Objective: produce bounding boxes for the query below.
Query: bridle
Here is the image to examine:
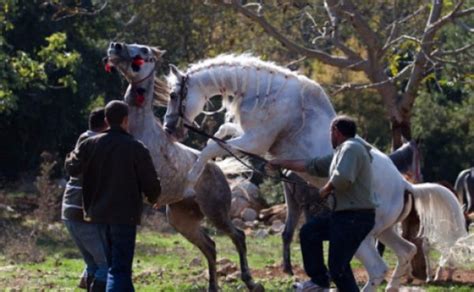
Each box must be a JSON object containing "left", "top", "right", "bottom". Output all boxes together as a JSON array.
[{"left": 177, "top": 74, "right": 189, "bottom": 119}]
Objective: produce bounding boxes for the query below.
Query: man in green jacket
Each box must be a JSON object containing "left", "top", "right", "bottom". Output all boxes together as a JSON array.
[{"left": 270, "top": 115, "right": 376, "bottom": 292}]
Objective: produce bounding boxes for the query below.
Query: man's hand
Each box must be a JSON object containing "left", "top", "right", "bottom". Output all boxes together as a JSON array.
[{"left": 319, "top": 182, "right": 334, "bottom": 199}]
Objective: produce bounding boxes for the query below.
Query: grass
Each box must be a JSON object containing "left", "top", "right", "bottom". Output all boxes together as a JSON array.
[{"left": 0, "top": 221, "right": 473, "bottom": 291}]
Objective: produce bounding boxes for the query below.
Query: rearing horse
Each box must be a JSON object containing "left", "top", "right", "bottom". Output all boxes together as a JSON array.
[
  {"left": 105, "top": 45, "right": 263, "bottom": 292},
  {"left": 163, "top": 54, "right": 467, "bottom": 292}
]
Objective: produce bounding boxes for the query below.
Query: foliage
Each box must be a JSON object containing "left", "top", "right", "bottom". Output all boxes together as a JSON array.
[
  {"left": 0, "top": 1, "right": 472, "bottom": 184},
  {"left": 259, "top": 178, "right": 285, "bottom": 205}
]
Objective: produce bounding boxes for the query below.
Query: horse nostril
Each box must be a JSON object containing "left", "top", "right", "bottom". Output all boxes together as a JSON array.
[{"left": 115, "top": 43, "right": 122, "bottom": 51}]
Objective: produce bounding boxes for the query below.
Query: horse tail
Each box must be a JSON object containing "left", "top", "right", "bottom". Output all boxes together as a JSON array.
[
  {"left": 407, "top": 182, "right": 468, "bottom": 252},
  {"left": 454, "top": 169, "right": 471, "bottom": 212}
]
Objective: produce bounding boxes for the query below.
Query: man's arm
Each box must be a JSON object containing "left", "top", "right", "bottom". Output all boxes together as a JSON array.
[
  {"left": 268, "top": 159, "right": 308, "bottom": 172},
  {"left": 329, "top": 146, "right": 358, "bottom": 192},
  {"left": 65, "top": 141, "right": 88, "bottom": 177},
  {"left": 135, "top": 142, "right": 161, "bottom": 204},
  {"left": 269, "top": 154, "right": 333, "bottom": 177}
]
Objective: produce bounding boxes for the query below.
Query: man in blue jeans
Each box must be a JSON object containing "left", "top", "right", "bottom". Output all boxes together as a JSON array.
[
  {"left": 65, "top": 100, "right": 161, "bottom": 291},
  {"left": 62, "top": 108, "right": 108, "bottom": 290},
  {"left": 270, "top": 115, "right": 376, "bottom": 292}
]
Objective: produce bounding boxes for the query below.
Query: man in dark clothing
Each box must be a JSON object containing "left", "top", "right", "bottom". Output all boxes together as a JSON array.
[
  {"left": 65, "top": 100, "right": 161, "bottom": 292},
  {"left": 62, "top": 108, "right": 108, "bottom": 290}
]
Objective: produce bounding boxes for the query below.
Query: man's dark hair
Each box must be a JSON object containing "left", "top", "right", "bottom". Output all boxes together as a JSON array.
[
  {"left": 105, "top": 100, "right": 129, "bottom": 126},
  {"left": 88, "top": 108, "right": 106, "bottom": 131},
  {"left": 331, "top": 115, "right": 357, "bottom": 138}
]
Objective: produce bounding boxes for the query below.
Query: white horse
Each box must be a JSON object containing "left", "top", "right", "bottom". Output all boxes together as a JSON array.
[
  {"left": 105, "top": 45, "right": 263, "bottom": 292},
  {"left": 163, "top": 54, "right": 468, "bottom": 291}
]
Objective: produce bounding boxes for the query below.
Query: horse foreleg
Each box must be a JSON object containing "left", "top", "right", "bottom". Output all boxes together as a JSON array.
[
  {"left": 184, "top": 142, "right": 230, "bottom": 198},
  {"left": 207, "top": 122, "right": 243, "bottom": 145}
]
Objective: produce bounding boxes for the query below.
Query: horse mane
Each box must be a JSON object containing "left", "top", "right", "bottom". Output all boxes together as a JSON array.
[
  {"left": 180, "top": 54, "right": 332, "bottom": 124},
  {"left": 186, "top": 53, "right": 297, "bottom": 78},
  {"left": 153, "top": 77, "right": 170, "bottom": 107},
  {"left": 145, "top": 47, "right": 169, "bottom": 107}
]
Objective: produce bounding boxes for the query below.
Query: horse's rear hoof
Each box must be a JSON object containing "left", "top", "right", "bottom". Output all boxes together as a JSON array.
[{"left": 282, "top": 265, "right": 294, "bottom": 276}]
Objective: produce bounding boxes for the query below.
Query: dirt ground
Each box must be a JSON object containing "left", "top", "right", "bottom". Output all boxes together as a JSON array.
[{"left": 252, "top": 264, "right": 474, "bottom": 287}]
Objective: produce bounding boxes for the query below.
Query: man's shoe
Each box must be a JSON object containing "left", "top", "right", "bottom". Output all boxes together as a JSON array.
[{"left": 294, "top": 280, "right": 330, "bottom": 292}]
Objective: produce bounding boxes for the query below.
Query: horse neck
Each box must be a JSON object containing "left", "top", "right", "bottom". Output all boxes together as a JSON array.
[{"left": 126, "top": 77, "right": 196, "bottom": 178}]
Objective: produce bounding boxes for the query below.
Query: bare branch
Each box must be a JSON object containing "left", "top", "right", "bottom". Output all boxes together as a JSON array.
[
  {"left": 433, "top": 43, "right": 474, "bottom": 57},
  {"left": 326, "top": 63, "right": 413, "bottom": 95},
  {"left": 455, "top": 19, "right": 474, "bottom": 33},
  {"left": 325, "top": 0, "right": 382, "bottom": 56},
  {"left": 221, "top": 0, "right": 368, "bottom": 71},
  {"left": 51, "top": 1, "right": 108, "bottom": 22},
  {"left": 426, "top": 1, "right": 473, "bottom": 35},
  {"left": 403, "top": 0, "right": 444, "bottom": 108},
  {"left": 383, "top": 6, "right": 428, "bottom": 51}
]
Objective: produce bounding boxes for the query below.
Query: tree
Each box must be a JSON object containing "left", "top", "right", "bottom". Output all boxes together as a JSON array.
[{"left": 214, "top": 0, "right": 473, "bottom": 150}]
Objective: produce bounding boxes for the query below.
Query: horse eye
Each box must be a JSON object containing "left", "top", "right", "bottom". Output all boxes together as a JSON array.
[
  {"left": 141, "top": 48, "right": 149, "bottom": 54},
  {"left": 170, "top": 92, "right": 177, "bottom": 100}
]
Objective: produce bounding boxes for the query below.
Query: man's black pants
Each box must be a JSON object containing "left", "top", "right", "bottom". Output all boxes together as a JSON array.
[{"left": 300, "top": 210, "right": 375, "bottom": 291}]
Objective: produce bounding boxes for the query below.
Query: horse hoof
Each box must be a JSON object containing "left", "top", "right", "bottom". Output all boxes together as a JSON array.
[
  {"left": 282, "top": 266, "right": 294, "bottom": 276},
  {"left": 251, "top": 283, "right": 265, "bottom": 292}
]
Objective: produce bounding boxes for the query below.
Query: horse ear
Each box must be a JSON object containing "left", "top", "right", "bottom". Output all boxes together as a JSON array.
[
  {"left": 169, "top": 64, "right": 183, "bottom": 77},
  {"left": 151, "top": 47, "right": 166, "bottom": 58}
]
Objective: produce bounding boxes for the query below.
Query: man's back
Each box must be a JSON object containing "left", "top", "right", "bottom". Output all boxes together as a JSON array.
[{"left": 66, "top": 126, "right": 160, "bottom": 225}]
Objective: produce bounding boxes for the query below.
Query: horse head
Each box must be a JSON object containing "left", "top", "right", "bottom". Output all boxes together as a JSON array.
[
  {"left": 105, "top": 42, "right": 166, "bottom": 108},
  {"left": 164, "top": 64, "right": 207, "bottom": 141}
]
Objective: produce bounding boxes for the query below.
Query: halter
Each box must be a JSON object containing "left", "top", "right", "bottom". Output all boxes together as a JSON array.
[
  {"left": 177, "top": 74, "right": 189, "bottom": 118},
  {"left": 130, "top": 57, "right": 156, "bottom": 107}
]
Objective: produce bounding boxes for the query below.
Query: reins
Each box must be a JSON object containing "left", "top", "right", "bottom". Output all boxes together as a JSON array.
[{"left": 182, "top": 122, "right": 321, "bottom": 190}]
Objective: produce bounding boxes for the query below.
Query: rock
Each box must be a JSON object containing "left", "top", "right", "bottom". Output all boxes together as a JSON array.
[
  {"left": 189, "top": 257, "right": 202, "bottom": 267},
  {"left": 241, "top": 208, "right": 258, "bottom": 222},
  {"left": 225, "top": 270, "right": 241, "bottom": 282},
  {"left": 217, "top": 262, "right": 238, "bottom": 276},
  {"left": 259, "top": 204, "right": 287, "bottom": 224},
  {"left": 217, "top": 258, "right": 233, "bottom": 266},
  {"left": 244, "top": 221, "right": 257, "bottom": 228},
  {"left": 230, "top": 196, "right": 249, "bottom": 218},
  {"left": 270, "top": 219, "right": 285, "bottom": 234},
  {"left": 254, "top": 228, "right": 269, "bottom": 239}
]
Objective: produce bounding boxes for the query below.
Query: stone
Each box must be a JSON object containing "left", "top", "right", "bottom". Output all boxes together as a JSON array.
[{"left": 241, "top": 208, "right": 258, "bottom": 222}]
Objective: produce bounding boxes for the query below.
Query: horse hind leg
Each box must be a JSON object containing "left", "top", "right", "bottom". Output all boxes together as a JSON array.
[
  {"left": 196, "top": 165, "right": 263, "bottom": 291},
  {"left": 167, "top": 201, "right": 219, "bottom": 292},
  {"left": 206, "top": 210, "right": 264, "bottom": 292},
  {"left": 354, "top": 236, "right": 388, "bottom": 292},
  {"left": 377, "top": 226, "right": 417, "bottom": 292}
]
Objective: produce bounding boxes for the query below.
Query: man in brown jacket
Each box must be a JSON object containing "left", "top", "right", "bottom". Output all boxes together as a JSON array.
[{"left": 65, "top": 100, "right": 161, "bottom": 291}]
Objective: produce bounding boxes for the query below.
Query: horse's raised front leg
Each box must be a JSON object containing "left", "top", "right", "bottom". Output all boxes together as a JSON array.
[
  {"left": 207, "top": 122, "right": 242, "bottom": 145},
  {"left": 185, "top": 131, "right": 275, "bottom": 198}
]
